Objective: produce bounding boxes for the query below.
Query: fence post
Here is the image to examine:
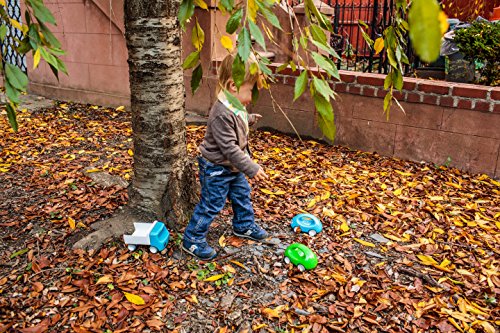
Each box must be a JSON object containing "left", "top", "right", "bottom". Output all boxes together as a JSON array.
[{"left": 367, "top": 0, "right": 379, "bottom": 73}]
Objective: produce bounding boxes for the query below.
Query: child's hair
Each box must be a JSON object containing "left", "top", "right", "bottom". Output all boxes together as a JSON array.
[{"left": 217, "top": 52, "right": 259, "bottom": 93}]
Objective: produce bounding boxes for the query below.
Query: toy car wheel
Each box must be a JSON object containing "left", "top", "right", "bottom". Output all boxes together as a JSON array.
[
  {"left": 127, "top": 244, "right": 136, "bottom": 251},
  {"left": 308, "top": 230, "right": 317, "bottom": 237},
  {"left": 284, "top": 256, "right": 291, "bottom": 264},
  {"left": 294, "top": 226, "right": 301, "bottom": 233},
  {"left": 149, "top": 246, "right": 158, "bottom": 254},
  {"left": 298, "top": 264, "right": 306, "bottom": 272}
]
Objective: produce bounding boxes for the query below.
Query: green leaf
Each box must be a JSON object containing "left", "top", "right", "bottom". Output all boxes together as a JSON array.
[
  {"left": 182, "top": 50, "right": 200, "bottom": 69},
  {"left": 30, "top": 0, "right": 56, "bottom": 25},
  {"left": 5, "top": 103, "right": 18, "bottom": 132},
  {"left": 408, "top": 0, "right": 441, "bottom": 63},
  {"left": 312, "top": 77, "right": 335, "bottom": 100},
  {"left": 178, "top": 0, "right": 195, "bottom": 29},
  {"left": 251, "top": 83, "right": 259, "bottom": 105},
  {"left": 393, "top": 70, "right": 403, "bottom": 91},
  {"left": 384, "top": 72, "right": 393, "bottom": 90},
  {"left": 248, "top": 20, "right": 266, "bottom": 51},
  {"left": 5, "top": 63, "right": 28, "bottom": 90},
  {"left": 4, "top": 80, "right": 20, "bottom": 104},
  {"left": 237, "top": 27, "right": 251, "bottom": 61},
  {"left": 383, "top": 91, "right": 392, "bottom": 114},
  {"left": 276, "top": 62, "right": 289, "bottom": 73},
  {"left": 191, "top": 19, "right": 205, "bottom": 51},
  {"left": 220, "top": 0, "right": 234, "bottom": 11},
  {"left": 256, "top": 0, "right": 281, "bottom": 30},
  {"left": 311, "top": 40, "right": 340, "bottom": 59},
  {"left": 39, "top": 21, "right": 62, "bottom": 49},
  {"left": 10, "top": 248, "right": 29, "bottom": 259},
  {"left": 0, "top": 25, "right": 7, "bottom": 41},
  {"left": 310, "top": 52, "right": 339, "bottom": 80},
  {"left": 313, "top": 93, "right": 336, "bottom": 141},
  {"left": 226, "top": 9, "right": 243, "bottom": 34},
  {"left": 223, "top": 89, "right": 246, "bottom": 111},
  {"left": 191, "top": 64, "right": 203, "bottom": 94},
  {"left": 39, "top": 46, "right": 58, "bottom": 69},
  {"left": 310, "top": 24, "right": 327, "bottom": 45},
  {"left": 232, "top": 54, "right": 245, "bottom": 88},
  {"left": 294, "top": 71, "right": 308, "bottom": 101}
]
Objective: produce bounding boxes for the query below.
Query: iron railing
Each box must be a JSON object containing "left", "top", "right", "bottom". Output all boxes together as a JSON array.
[
  {"left": 1, "top": 0, "right": 27, "bottom": 73},
  {"left": 327, "top": 0, "right": 415, "bottom": 74}
]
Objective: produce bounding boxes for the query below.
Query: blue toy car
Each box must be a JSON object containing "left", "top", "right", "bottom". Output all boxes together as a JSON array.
[
  {"left": 291, "top": 214, "right": 323, "bottom": 236},
  {"left": 123, "top": 221, "right": 170, "bottom": 253}
]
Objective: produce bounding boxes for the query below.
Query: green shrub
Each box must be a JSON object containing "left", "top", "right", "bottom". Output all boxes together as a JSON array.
[{"left": 454, "top": 21, "right": 500, "bottom": 86}]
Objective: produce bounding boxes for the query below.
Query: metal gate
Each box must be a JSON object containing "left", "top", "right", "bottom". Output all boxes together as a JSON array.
[{"left": 1, "top": 0, "right": 27, "bottom": 73}]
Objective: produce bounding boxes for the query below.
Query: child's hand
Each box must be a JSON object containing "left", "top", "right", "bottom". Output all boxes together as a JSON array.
[
  {"left": 252, "top": 167, "right": 268, "bottom": 181},
  {"left": 249, "top": 114, "right": 263, "bottom": 126}
]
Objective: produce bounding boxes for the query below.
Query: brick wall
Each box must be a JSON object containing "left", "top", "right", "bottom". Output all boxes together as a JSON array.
[{"left": 200, "top": 64, "right": 500, "bottom": 179}]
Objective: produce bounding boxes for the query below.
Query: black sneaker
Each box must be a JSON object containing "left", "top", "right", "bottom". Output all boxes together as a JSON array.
[{"left": 234, "top": 224, "right": 269, "bottom": 241}]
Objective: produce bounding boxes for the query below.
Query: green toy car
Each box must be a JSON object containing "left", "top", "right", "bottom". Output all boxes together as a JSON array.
[{"left": 284, "top": 243, "right": 318, "bottom": 271}]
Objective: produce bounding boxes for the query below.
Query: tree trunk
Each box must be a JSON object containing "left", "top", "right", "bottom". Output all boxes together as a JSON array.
[{"left": 124, "top": 0, "right": 197, "bottom": 228}]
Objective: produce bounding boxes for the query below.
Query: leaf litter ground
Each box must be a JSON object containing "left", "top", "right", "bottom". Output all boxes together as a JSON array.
[{"left": 0, "top": 102, "right": 499, "bottom": 333}]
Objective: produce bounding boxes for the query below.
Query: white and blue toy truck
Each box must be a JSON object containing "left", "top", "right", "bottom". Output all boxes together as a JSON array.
[{"left": 123, "top": 221, "right": 169, "bottom": 253}]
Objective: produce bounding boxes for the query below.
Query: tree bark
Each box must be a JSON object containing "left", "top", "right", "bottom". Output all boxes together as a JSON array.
[
  {"left": 124, "top": 0, "right": 197, "bottom": 228},
  {"left": 74, "top": 0, "right": 198, "bottom": 250}
]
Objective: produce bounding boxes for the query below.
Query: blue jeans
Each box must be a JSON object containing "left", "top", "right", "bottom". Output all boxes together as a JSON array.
[{"left": 183, "top": 156, "right": 255, "bottom": 244}]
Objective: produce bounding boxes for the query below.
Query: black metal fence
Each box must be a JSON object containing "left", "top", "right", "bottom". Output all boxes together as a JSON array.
[
  {"left": 1, "top": 0, "right": 27, "bottom": 73},
  {"left": 326, "top": 0, "right": 415, "bottom": 74}
]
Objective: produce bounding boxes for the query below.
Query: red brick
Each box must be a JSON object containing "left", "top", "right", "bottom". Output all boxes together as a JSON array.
[
  {"left": 362, "top": 86, "right": 377, "bottom": 97},
  {"left": 491, "top": 88, "right": 500, "bottom": 101},
  {"left": 339, "top": 71, "right": 356, "bottom": 83},
  {"left": 474, "top": 101, "right": 491, "bottom": 112},
  {"left": 422, "top": 95, "right": 439, "bottom": 105},
  {"left": 334, "top": 83, "right": 347, "bottom": 93},
  {"left": 284, "top": 76, "right": 296, "bottom": 86},
  {"left": 456, "top": 99, "right": 472, "bottom": 110},
  {"left": 453, "top": 86, "right": 488, "bottom": 99},
  {"left": 440, "top": 96, "right": 454, "bottom": 107},
  {"left": 277, "top": 67, "right": 301, "bottom": 76},
  {"left": 494, "top": 103, "right": 500, "bottom": 113},
  {"left": 406, "top": 92, "right": 422, "bottom": 103},
  {"left": 418, "top": 82, "right": 450, "bottom": 95},
  {"left": 356, "top": 73, "right": 385, "bottom": 86},
  {"left": 403, "top": 78, "right": 418, "bottom": 91},
  {"left": 348, "top": 85, "right": 361, "bottom": 95},
  {"left": 376, "top": 89, "right": 388, "bottom": 98},
  {"left": 393, "top": 91, "right": 405, "bottom": 100}
]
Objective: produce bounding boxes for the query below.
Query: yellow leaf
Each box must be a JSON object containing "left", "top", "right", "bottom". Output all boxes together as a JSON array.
[
  {"left": 123, "top": 292, "right": 145, "bottom": 305},
  {"left": 115, "top": 106, "right": 125, "bottom": 111},
  {"left": 439, "top": 10, "right": 449, "bottom": 35},
  {"left": 68, "top": 217, "right": 76, "bottom": 230},
  {"left": 374, "top": 37, "right": 384, "bottom": 54},
  {"left": 191, "top": 19, "right": 205, "bottom": 51},
  {"left": 248, "top": 0, "right": 257, "bottom": 22},
  {"left": 96, "top": 275, "right": 113, "bottom": 285},
  {"left": 439, "top": 258, "right": 451, "bottom": 268},
  {"left": 480, "top": 321, "right": 496, "bottom": 333},
  {"left": 230, "top": 260, "right": 249, "bottom": 271},
  {"left": 33, "top": 48, "right": 41, "bottom": 69},
  {"left": 261, "top": 307, "right": 281, "bottom": 318},
  {"left": 429, "top": 196, "right": 444, "bottom": 201},
  {"left": 186, "top": 294, "right": 198, "bottom": 304},
  {"left": 321, "top": 191, "right": 331, "bottom": 200},
  {"left": 340, "top": 221, "right": 350, "bottom": 232},
  {"left": 354, "top": 238, "right": 375, "bottom": 247},
  {"left": 393, "top": 187, "right": 403, "bottom": 196},
  {"left": 417, "top": 254, "right": 438, "bottom": 266},
  {"left": 274, "top": 190, "right": 286, "bottom": 195},
  {"left": 9, "top": 19, "right": 23, "bottom": 33},
  {"left": 322, "top": 207, "right": 336, "bottom": 218},
  {"left": 252, "top": 324, "right": 267, "bottom": 330},
  {"left": 194, "top": 0, "right": 208, "bottom": 10},
  {"left": 307, "top": 198, "right": 316, "bottom": 208},
  {"left": 219, "top": 235, "right": 226, "bottom": 247},
  {"left": 204, "top": 274, "right": 225, "bottom": 282},
  {"left": 395, "top": 170, "right": 413, "bottom": 177},
  {"left": 456, "top": 269, "right": 474, "bottom": 276},
  {"left": 0, "top": 168, "right": 9, "bottom": 172},
  {"left": 85, "top": 168, "right": 100, "bottom": 173},
  {"left": 128, "top": 149, "right": 134, "bottom": 156},
  {"left": 0, "top": 0, "right": 5, "bottom": 7},
  {"left": 220, "top": 35, "right": 233, "bottom": 51}
]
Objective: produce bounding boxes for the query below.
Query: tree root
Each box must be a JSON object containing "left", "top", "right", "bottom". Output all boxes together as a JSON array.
[{"left": 73, "top": 208, "right": 146, "bottom": 251}]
